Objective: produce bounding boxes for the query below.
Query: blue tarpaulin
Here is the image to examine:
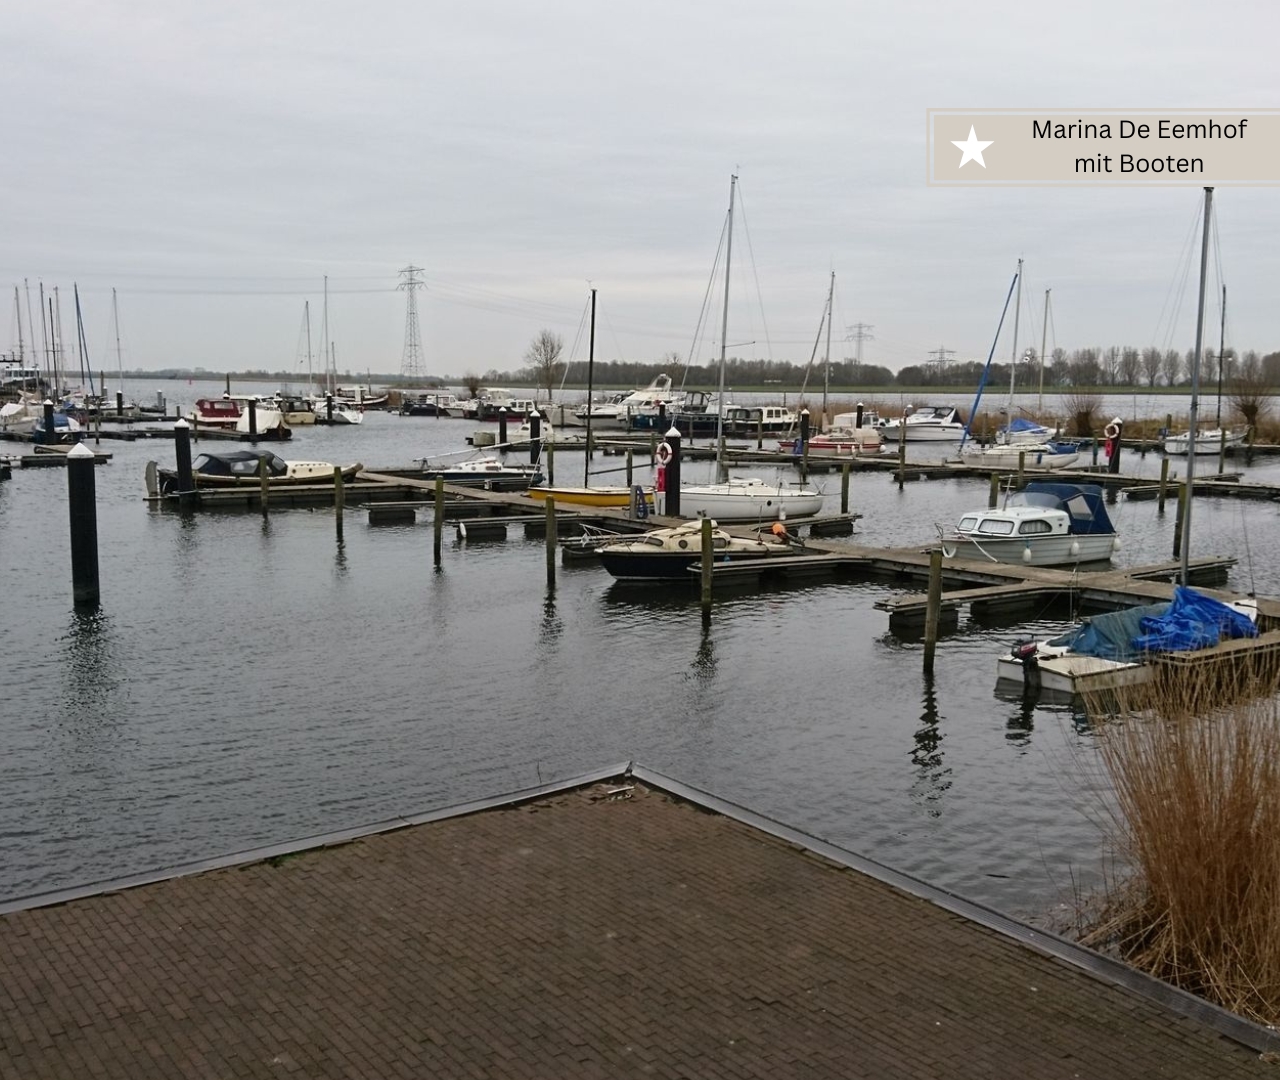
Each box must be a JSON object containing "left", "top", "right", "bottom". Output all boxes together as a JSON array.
[
  {"left": 1048, "top": 586, "right": 1257, "bottom": 660},
  {"left": 1132, "top": 585, "right": 1258, "bottom": 653}
]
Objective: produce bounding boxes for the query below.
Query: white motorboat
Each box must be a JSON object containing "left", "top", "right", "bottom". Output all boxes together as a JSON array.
[
  {"left": 188, "top": 396, "right": 291, "bottom": 438},
  {"left": 960, "top": 442, "right": 1079, "bottom": 470},
  {"left": 597, "top": 520, "right": 796, "bottom": 581},
  {"left": 880, "top": 406, "right": 967, "bottom": 441},
  {"left": 575, "top": 373, "right": 680, "bottom": 429},
  {"left": 313, "top": 398, "right": 364, "bottom": 425},
  {"left": 1162, "top": 427, "right": 1245, "bottom": 455},
  {"left": 777, "top": 426, "right": 884, "bottom": 456},
  {"left": 937, "top": 482, "right": 1117, "bottom": 567},
  {"left": 995, "top": 588, "right": 1260, "bottom": 702}
]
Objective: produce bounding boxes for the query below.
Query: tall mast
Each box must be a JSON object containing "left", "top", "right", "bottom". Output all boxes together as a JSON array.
[
  {"left": 54, "top": 287, "right": 66, "bottom": 395},
  {"left": 305, "top": 300, "right": 313, "bottom": 395},
  {"left": 1181, "top": 186, "right": 1213, "bottom": 587},
  {"left": 321, "top": 276, "right": 331, "bottom": 395},
  {"left": 715, "top": 174, "right": 737, "bottom": 481},
  {"left": 822, "top": 270, "right": 834, "bottom": 425},
  {"left": 1007, "top": 257, "right": 1023, "bottom": 411},
  {"left": 73, "top": 283, "right": 92, "bottom": 396},
  {"left": 583, "top": 287, "right": 596, "bottom": 486},
  {"left": 1215, "top": 284, "right": 1226, "bottom": 428},
  {"left": 25, "top": 281, "right": 40, "bottom": 387},
  {"left": 112, "top": 288, "right": 125, "bottom": 404},
  {"left": 13, "top": 287, "right": 23, "bottom": 364},
  {"left": 1038, "top": 289, "right": 1050, "bottom": 414},
  {"left": 39, "top": 282, "right": 50, "bottom": 388}
]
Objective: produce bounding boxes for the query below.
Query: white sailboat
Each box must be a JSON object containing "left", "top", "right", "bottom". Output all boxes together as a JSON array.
[
  {"left": 679, "top": 175, "right": 824, "bottom": 523},
  {"left": 313, "top": 278, "right": 363, "bottom": 426}
]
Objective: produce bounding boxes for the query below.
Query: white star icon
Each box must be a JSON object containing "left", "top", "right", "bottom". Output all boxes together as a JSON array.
[{"left": 952, "top": 125, "right": 994, "bottom": 169}]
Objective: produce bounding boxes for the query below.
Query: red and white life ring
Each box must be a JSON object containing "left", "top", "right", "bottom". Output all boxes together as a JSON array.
[{"left": 656, "top": 441, "right": 673, "bottom": 467}]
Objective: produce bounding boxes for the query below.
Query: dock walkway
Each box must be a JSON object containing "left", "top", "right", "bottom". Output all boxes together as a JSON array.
[{"left": 0, "top": 766, "right": 1272, "bottom": 1079}]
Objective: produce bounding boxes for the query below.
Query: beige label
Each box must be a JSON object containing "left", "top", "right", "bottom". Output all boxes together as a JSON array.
[{"left": 928, "top": 110, "right": 1280, "bottom": 186}]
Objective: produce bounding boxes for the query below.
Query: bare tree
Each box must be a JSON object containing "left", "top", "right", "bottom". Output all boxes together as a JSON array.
[
  {"left": 524, "top": 330, "right": 564, "bottom": 399},
  {"left": 1141, "top": 347, "right": 1162, "bottom": 387},
  {"left": 462, "top": 372, "right": 482, "bottom": 398},
  {"left": 1162, "top": 349, "right": 1183, "bottom": 387},
  {"left": 1119, "top": 347, "right": 1141, "bottom": 386},
  {"left": 1102, "top": 345, "right": 1121, "bottom": 384}
]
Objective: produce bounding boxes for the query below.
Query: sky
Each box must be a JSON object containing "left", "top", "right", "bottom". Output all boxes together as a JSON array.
[{"left": 3, "top": 0, "right": 1279, "bottom": 379}]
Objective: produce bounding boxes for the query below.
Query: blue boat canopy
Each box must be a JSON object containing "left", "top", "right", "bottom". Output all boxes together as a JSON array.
[
  {"left": 1015, "top": 482, "right": 1116, "bottom": 536},
  {"left": 1002, "top": 417, "right": 1049, "bottom": 434}
]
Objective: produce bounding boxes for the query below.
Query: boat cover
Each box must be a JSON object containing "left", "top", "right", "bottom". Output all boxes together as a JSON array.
[
  {"left": 1046, "top": 587, "right": 1257, "bottom": 660},
  {"left": 1019, "top": 482, "right": 1115, "bottom": 536},
  {"left": 1131, "top": 586, "right": 1258, "bottom": 653},
  {"left": 1003, "top": 417, "right": 1049, "bottom": 435}
]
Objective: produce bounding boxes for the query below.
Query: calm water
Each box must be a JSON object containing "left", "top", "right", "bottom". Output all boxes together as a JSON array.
[{"left": 2, "top": 378, "right": 1276, "bottom": 923}]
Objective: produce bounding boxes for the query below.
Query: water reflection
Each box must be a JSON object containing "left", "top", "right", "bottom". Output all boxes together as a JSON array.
[
  {"left": 334, "top": 532, "right": 348, "bottom": 577},
  {"left": 58, "top": 607, "right": 123, "bottom": 728},
  {"left": 910, "top": 672, "right": 951, "bottom": 817},
  {"left": 691, "top": 613, "right": 716, "bottom": 684},
  {"left": 540, "top": 586, "right": 562, "bottom": 645}
]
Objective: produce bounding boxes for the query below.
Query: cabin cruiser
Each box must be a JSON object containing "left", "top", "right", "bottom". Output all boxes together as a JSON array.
[
  {"left": 419, "top": 455, "right": 542, "bottom": 490},
  {"left": 154, "top": 450, "right": 360, "bottom": 494},
  {"left": 312, "top": 397, "right": 364, "bottom": 425},
  {"left": 937, "top": 482, "right": 1117, "bottom": 567},
  {"left": 880, "top": 405, "right": 966, "bottom": 441},
  {"left": 778, "top": 426, "right": 884, "bottom": 456},
  {"left": 574, "top": 373, "right": 680, "bottom": 429},
  {"left": 597, "top": 519, "right": 797, "bottom": 581}
]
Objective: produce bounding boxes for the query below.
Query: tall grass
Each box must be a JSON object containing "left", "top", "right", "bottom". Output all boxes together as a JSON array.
[{"left": 1082, "top": 668, "right": 1280, "bottom": 1024}]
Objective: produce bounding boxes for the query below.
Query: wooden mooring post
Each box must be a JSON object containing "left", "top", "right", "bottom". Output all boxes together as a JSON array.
[
  {"left": 988, "top": 472, "right": 1000, "bottom": 509},
  {"left": 433, "top": 476, "right": 445, "bottom": 566},
  {"left": 896, "top": 422, "right": 906, "bottom": 490},
  {"left": 334, "top": 466, "right": 345, "bottom": 536},
  {"left": 545, "top": 496, "right": 557, "bottom": 585},
  {"left": 841, "top": 462, "right": 851, "bottom": 515},
  {"left": 1173, "top": 480, "right": 1187, "bottom": 559},
  {"left": 923, "top": 548, "right": 943, "bottom": 674},
  {"left": 259, "top": 457, "right": 269, "bottom": 515},
  {"left": 1157, "top": 457, "right": 1169, "bottom": 513},
  {"left": 700, "top": 517, "right": 714, "bottom": 611}
]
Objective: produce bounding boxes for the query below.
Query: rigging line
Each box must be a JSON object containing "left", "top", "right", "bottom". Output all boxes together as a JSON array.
[
  {"left": 601, "top": 309, "right": 627, "bottom": 365},
  {"left": 732, "top": 182, "right": 775, "bottom": 362},
  {"left": 683, "top": 215, "right": 730, "bottom": 393},
  {"left": 1152, "top": 197, "right": 1203, "bottom": 350},
  {"left": 1239, "top": 498, "right": 1257, "bottom": 597}
]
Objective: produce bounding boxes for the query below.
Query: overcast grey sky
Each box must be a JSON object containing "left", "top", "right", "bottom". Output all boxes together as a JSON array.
[{"left": 4, "top": 0, "right": 1278, "bottom": 378}]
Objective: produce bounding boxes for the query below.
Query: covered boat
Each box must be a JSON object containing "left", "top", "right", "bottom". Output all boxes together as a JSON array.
[
  {"left": 597, "top": 520, "right": 796, "bottom": 581},
  {"left": 938, "top": 481, "right": 1116, "bottom": 566},
  {"left": 996, "top": 586, "right": 1260, "bottom": 701},
  {"left": 156, "top": 450, "right": 360, "bottom": 494}
]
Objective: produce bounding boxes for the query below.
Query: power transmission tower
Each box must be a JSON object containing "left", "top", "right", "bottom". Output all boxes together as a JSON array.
[
  {"left": 847, "top": 322, "right": 874, "bottom": 366},
  {"left": 398, "top": 265, "right": 426, "bottom": 379},
  {"left": 928, "top": 345, "right": 955, "bottom": 366}
]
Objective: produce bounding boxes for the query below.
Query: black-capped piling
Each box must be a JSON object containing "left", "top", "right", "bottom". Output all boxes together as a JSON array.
[
  {"left": 528, "top": 412, "right": 542, "bottom": 465},
  {"left": 66, "top": 443, "right": 100, "bottom": 607},
  {"left": 498, "top": 407, "right": 508, "bottom": 446}
]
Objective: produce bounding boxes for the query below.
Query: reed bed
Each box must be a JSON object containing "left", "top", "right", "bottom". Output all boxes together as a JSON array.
[{"left": 1082, "top": 666, "right": 1280, "bottom": 1025}]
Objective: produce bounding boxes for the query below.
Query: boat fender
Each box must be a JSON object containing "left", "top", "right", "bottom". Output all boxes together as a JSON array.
[
  {"left": 1069, "top": 540, "right": 1080, "bottom": 558},
  {"left": 656, "top": 441, "right": 673, "bottom": 467},
  {"left": 1022, "top": 546, "right": 1032, "bottom": 563}
]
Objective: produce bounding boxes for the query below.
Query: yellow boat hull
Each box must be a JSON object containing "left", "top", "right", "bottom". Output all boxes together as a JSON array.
[{"left": 526, "top": 485, "right": 652, "bottom": 509}]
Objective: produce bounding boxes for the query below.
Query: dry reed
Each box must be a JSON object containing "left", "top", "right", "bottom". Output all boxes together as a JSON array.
[{"left": 1082, "top": 665, "right": 1280, "bottom": 1024}]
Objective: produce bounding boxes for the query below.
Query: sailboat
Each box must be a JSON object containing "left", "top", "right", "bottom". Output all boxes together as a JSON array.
[
  {"left": 312, "top": 278, "right": 363, "bottom": 426},
  {"left": 678, "top": 175, "right": 824, "bottom": 523},
  {"left": 1162, "top": 284, "right": 1244, "bottom": 454},
  {"left": 961, "top": 260, "right": 1077, "bottom": 469},
  {"left": 995, "top": 188, "right": 1258, "bottom": 701}
]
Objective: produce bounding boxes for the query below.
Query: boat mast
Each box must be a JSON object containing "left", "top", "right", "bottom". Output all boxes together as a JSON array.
[
  {"left": 1006, "top": 258, "right": 1023, "bottom": 414},
  {"left": 1038, "top": 289, "right": 1050, "bottom": 415},
  {"left": 39, "top": 283, "right": 51, "bottom": 391},
  {"left": 54, "top": 287, "right": 66, "bottom": 396},
  {"left": 1181, "top": 186, "right": 1213, "bottom": 588},
  {"left": 305, "top": 300, "right": 313, "bottom": 396},
  {"left": 13, "top": 287, "right": 24, "bottom": 365},
  {"left": 822, "top": 270, "right": 834, "bottom": 427},
  {"left": 715, "top": 174, "right": 737, "bottom": 481},
  {"left": 1215, "top": 284, "right": 1226, "bottom": 428},
  {"left": 25, "top": 281, "right": 41, "bottom": 388},
  {"left": 321, "top": 276, "right": 331, "bottom": 396},
  {"left": 73, "top": 283, "right": 92, "bottom": 397},
  {"left": 112, "top": 288, "right": 125, "bottom": 406},
  {"left": 583, "top": 286, "right": 596, "bottom": 486}
]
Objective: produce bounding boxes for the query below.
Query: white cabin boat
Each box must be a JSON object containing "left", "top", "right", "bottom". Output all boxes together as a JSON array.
[
  {"left": 1162, "top": 427, "right": 1245, "bottom": 455},
  {"left": 679, "top": 477, "right": 824, "bottom": 522},
  {"left": 938, "top": 482, "right": 1117, "bottom": 567},
  {"left": 880, "top": 405, "right": 966, "bottom": 441}
]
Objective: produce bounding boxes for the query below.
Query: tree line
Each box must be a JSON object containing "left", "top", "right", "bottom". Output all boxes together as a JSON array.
[{"left": 507, "top": 330, "right": 1280, "bottom": 393}]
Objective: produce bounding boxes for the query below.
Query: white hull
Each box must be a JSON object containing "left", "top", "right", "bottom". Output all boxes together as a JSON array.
[
  {"left": 881, "top": 421, "right": 966, "bottom": 442},
  {"left": 995, "top": 653, "right": 1148, "bottom": 700},
  {"left": 679, "top": 480, "right": 824, "bottom": 522},
  {"left": 944, "top": 532, "right": 1115, "bottom": 566},
  {"left": 1162, "top": 428, "right": 1245, "bottom": 455},
  {"left": 962, "top": 446, "right": 1078, "bottom": 470}
]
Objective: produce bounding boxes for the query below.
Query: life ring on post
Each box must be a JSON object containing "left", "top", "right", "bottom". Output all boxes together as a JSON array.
[{"left": 656, "top": 441, "right": 673, "bottom": 467}]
